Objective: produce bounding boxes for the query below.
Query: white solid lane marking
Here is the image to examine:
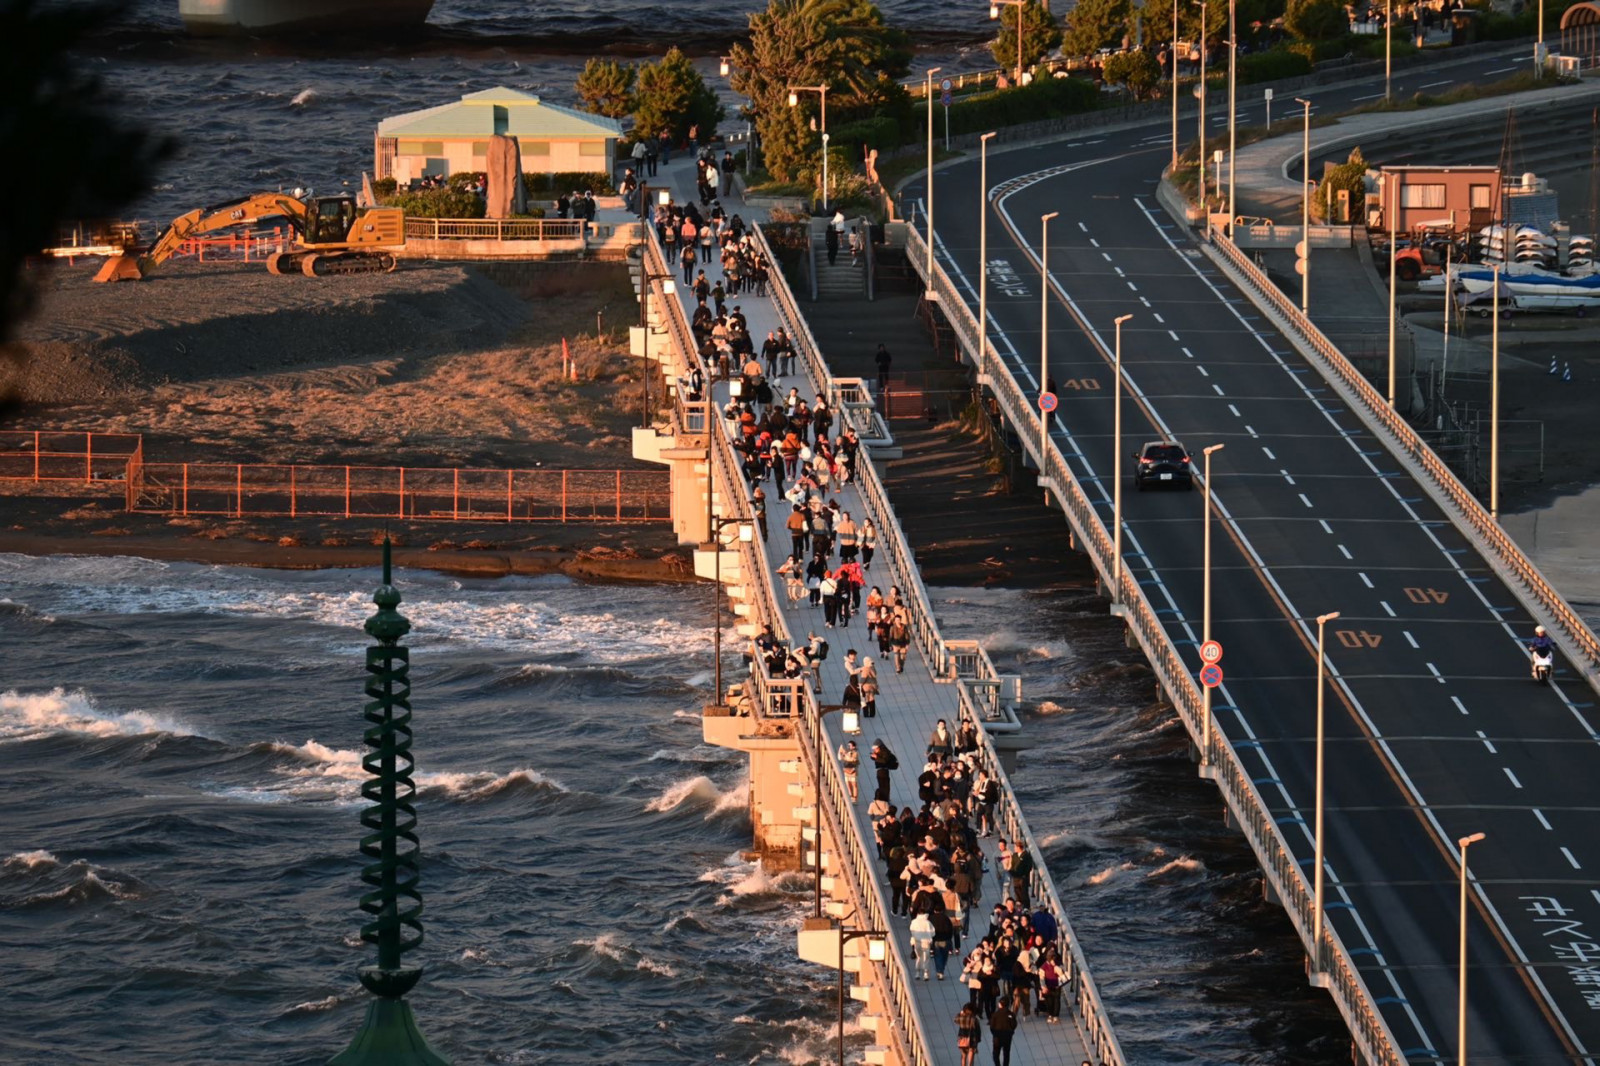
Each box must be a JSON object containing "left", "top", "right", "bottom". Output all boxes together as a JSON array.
[
  {"left": 1426, "top": 662, "right": 1444, "bottom": 683},
  {"left": 1280, "top": 469, "right": 1296, "bottom": 485},
  {"left": 1089, "top": 237, "right": 1100, "bottom": 247},
  {"left": 1352, "top": 91, "right": 1384, "bottom": 101},
  {"left": 1246, "top": 425, "right": 1259, "bottom": 439},
  {"left": 1078, "top": 221, "right": 1088, "bottom": 232},
  {"left": 1418, "top": 79, "right": 1452, "bottom": 89},
  {"left": 1359, "top": 573, "right": 1374, "bottom": 589},
  {"left": 1153, "top": 313, "right": 1164, "bottom": 323},
  {"left": 1181, "top": 347, "right": 1195, "bottom": 359},
  {"left": 1228, "top": 404, "right": 1241, "bottom": 417},
  {"left": 1404, "top": 631, "right": 1419, "bottom": 649},
  {"left": 1535, "top": 809, "right": 1552, "bottom": 831},
  {"left": 1381, "top": 601, "right": 1396, "bottom": 617},
  {"left": 1114, "top": 266, "right": 1125, "bottom": 276},
  {"left": 1318, "top": 519, "right": 1332, "bottom": 534},
  {"left": 1563, "top": 846, "right": 1582, "bottom": 870},
  {"left": 1485, "top": 65, "right": 1516, "bottom": 74},
  {"left": 1477, "top": 731, "right": 1497, "bottom": 754},
  {"left": 1212, "top": 383, "right": 1225, "bottom": 396},
  {"left": 1101, "top": 251, "right": 1113, "bottom": 262},
  {"left": 1339, "top": 544, "right": 1354, "bottom": 561},
  {"left": 1452, "top": 696, "right": 1469, "bottom": 715},
  {"left": 1298, "top": 493, "right": 1313, "bottom": 508},
  {"left": 1198, "top": 366, "right": 1210, "bottom": 377},
  {"left": 1141, "top": 296, "right": 1152, "bottom": 307},
  {"left": 1168, "top": 329, "right": 1181, "bottom": 341},
  {"left": 1505, "top": 768, "right": 1522, "bottom": 789},
  {"left": 1262, "top": 447, "right": 1276, "bottom": 460}
]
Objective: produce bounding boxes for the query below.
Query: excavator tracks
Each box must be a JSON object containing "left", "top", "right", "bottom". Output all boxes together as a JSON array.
[{"left": 265, "top": 250, "right": 399, "bottom": 277}]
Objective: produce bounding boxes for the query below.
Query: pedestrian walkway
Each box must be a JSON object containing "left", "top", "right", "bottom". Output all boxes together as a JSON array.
[{"left": 651, "top": 152, "right": 1097, "bottom": 1066}]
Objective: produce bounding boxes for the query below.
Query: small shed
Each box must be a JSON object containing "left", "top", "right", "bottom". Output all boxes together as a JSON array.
[
  {"left": 1375, "top": 164, "right": 1502, "bottom": 234},
  {"left": 1562, "top": 0, "right": 1600, "bottom": 66},
  {"left": 374, "top": 87, "right": 622, "bottom": 185}
]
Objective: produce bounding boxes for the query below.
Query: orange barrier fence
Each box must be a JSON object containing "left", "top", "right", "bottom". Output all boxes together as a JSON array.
[
  {"left": 0, "top": 431, "right": 144, "bottom": 490},
  {"left": 128, "top": 463, "right": 671, "bottom": 523}
]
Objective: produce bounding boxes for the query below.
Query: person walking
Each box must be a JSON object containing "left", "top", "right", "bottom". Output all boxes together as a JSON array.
[
  {"left": 680, "top": 239, "right": 697, "bottom": 285},
  {"left": 889, "top": 612, "right": 911, "bottom": 673},
  {"left": 910, "top": 912, "right": 935, "bottom": 980},
  {"left": 849, "top": 224, "right": 863, "bottom": 267},
  {"left": 825, "top": 219, "right": 840, "bottom": 266},
  {"left": 955, "top": 1002, "right": 982, "bottom": 1066},
  {"left": 860, "top": 518, "right": 878, "bottom": 571},
  {"left": 931, "top": 907, "right": 954, "bottom": 980},
  {"left": 988, "top": 1000, "right": 1017, "bottom": 1066},
  {"left": 1009, "top": 840, "right": 1034, "bottom": 909},
  {"left": 871, "top": 739, "right": 898, "bottom": 802},
  {"left": 859, "top": 656, "right": 879, "bottom": 718},
  {"left": 874, "top": 342, "right": 892, "bottom": 395},
  {"left": 839, "top": 739, "right": 860, "bottom": 801}
]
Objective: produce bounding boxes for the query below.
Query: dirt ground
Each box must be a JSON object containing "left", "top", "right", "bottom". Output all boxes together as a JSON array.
[{"left": 0, "top": 257, "right": 686, "bottom": 577}]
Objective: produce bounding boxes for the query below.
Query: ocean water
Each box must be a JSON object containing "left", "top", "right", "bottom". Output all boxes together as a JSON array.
[
  {"left": 69, "top": 0, "right": 1001, "bottom": 226},
  {"left": 0, "top": 552, "right": 1359, "bottom": 1064}
]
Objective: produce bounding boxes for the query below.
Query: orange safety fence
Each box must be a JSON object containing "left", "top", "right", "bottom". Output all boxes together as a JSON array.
[
  {"left": 128, "top": 463, "right": 672, "bottom": 523},
  {"left": 0, "top": 431, "right": 144, "bottom": 489}
]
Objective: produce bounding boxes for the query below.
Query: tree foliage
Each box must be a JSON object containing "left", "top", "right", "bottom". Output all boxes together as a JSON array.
[
  {"left": 575, "top": 58, "right": 637, "bottom": 119},
  {"left": 1314, "top": 147, "right": 1367, "bottom": 222},
  {"left": 990, "top": 1, "right": 1063, "bottom": 75},
  {"left": 1285, "top": 0, "right": 1347, "bottom": 40},
  {"left": 728, "top": 0, "right": 912, "bottom": 184},
  {"left": 0, "top": 0, "right": 170, "bottom": 408},
  {"left": 633, "top": 47, "right": 725, "bottom": 145},
  {"left": 1062, "top": 0, "right": 1131, "bottom": 58},
  {"left": 1103, "top": 49, "right": 1162, "bottom": 98}
]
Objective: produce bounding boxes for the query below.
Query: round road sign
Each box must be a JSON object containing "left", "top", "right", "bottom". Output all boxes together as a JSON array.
[
  {"left": 940, "top": 77, "right": 953, "bottom": 92},
  {"left": 1199, "top": 639, "right": 1223, "bottom": 664},
  {"left": 1199, "top": 663, "right": 1224, "bottom": 688},
  {"left": 1038, "top": 391, "right": 1058, "bottom": 413}
]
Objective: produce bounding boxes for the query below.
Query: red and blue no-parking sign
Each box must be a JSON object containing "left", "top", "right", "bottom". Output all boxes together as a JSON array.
[
  {"left": 1199, "top": 663, "right": 1224, "bottom": 688},
  {"left": 1038, "top": 392, "right": 1058, "bottom": 413}
]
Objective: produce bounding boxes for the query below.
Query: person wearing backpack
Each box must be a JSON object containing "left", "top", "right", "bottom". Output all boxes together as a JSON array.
[{"left": 871, "top": 740, "right": 898, "bottom": 802}]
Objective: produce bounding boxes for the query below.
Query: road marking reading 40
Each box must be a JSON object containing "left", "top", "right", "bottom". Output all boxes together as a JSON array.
[
  {"left": 1335, "top": 629, "right": 1383, "bottom": 649},
  {"left": 1404, "top": 587, "right": 1450, "bottom": 604}
]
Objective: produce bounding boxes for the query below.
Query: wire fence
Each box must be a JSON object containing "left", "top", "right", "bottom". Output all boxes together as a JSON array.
[
  {"left": 128, "top": 463, "right": 671, "bottom": 523},
  {"left": 0, "top": 431, "right": 143, "bottom": 491}
]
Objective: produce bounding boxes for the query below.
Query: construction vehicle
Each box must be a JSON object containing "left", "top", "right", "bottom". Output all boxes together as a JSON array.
[{"left": 94, "top": 192, "right": 405, "bottom": 282}]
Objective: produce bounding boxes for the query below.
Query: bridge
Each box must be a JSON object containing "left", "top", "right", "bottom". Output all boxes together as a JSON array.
[
  {"left": 895, "top": 68, "right": 1600, "bottom": 1064},
  {"left": 629, "top": 187, "right": 1128, "bottom": 1061}
]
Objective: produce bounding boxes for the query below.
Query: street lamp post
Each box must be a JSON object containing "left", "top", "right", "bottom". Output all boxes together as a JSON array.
[
  {"left": 979, "top": 132, "right": 998, "bottom": 384},
  {"left": 989, "top": 0, "right": 1027, "bottom": 87},
  {"left": 1113, "top": 314, "right": 1134, "bottom": 601},
  {"left": 709, "top": 515, "right": 755, "bottom": 705},
  {"left": 1458, "top": 831, "right": 1487, "bottom": 1066},
  {"left": 925, "top": 67, "right": 942, "bottom": 300},
  {"left": 1297, "top": 97, "right": 1312, "bottom": 313},
  {"left": 1200, "top": 443, "right": 1225, "bottom": 773},
  {"left": 1212, "top": 150, "right": 1225, "bottom": 226},
  {"left": 1227, "top": 0, "right": 1236, "bottom": 233},
  {"left": 1039, "top": 210, "right": 1059, "bottom": 494},
  {"left": 1537, "top": 0, "right": 1546, "bottom": 76},
  {"left": 838, "top": 925, "right": 888, "bottom": 1065},
  {"left": 1385, "top": 0, "right": 1393, "bottom": 101},
  {"left": 1171, "top": 0, "right": 1181, "bottom": 173},
  {"left": 810, "top": 703, "right": 848, "bottom": 917},
  {"left": 639, "top": 269, "right": 676, "bottom": 428},
  {"left": 1491, "top": 262, "right": 1501, "bottom": 519},
  {"left": 1193, "top": 0, "right": 1207, "bottom": 203},
  {"left": 1387, "top": 169, "right": 1401, "bottom": 406},
  {"left": 1310, "top": 609, "right": 1341, "bottom": 985},
  {"left": 787, "top": 85, "right": 829, "bottom": 210}
]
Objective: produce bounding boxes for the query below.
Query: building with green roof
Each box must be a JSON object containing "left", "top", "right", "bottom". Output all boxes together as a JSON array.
[{"left": 374, "top": 87, "right": 623, "bottom": 185}]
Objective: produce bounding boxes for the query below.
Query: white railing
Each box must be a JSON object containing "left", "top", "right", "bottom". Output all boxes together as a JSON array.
[
  {"left": 641, "top": 224, "right": 1116, "bottom": 1061},
  {"left": 403, "top": 216, "right": 586, "bottom": 241},
  {"left": 906, "top": 222, "right": 1408, "bottom": 1066},
  {"left": 1206, "top": 230, "right": 1600, "bottom": 686}
]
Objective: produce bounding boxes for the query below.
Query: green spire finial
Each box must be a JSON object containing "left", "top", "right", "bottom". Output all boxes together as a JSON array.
[{"left": 330, "top": 541, "right": 449, "bottom": 1066}]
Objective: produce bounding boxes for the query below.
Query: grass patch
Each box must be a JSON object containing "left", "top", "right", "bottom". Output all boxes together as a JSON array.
[{"left": 878, "top": 147, "right": 965, "bottom": 193}]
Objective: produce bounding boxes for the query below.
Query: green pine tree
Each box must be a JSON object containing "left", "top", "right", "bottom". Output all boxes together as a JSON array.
[
  {"left": 633, "top": 48, "right": 725, "bottom": 145},
  {"left": 574, "top": 58, "right": 637, "bottom": 119},
  {"left": 990, "top": 1, "right": 1063, "bottom": 77}
]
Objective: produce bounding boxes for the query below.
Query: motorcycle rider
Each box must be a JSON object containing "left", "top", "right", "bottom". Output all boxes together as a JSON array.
[{"left": 1528, "top": 625, "right": 1555, "bottom": 680}]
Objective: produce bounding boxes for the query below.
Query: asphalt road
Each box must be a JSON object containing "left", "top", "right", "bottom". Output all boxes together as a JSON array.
[{"left": 903, "top": 47, "right": 1600, "bottom": 1065}]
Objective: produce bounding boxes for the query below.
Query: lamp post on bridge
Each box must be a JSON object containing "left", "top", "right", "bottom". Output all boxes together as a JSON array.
[
  {"left": 1200, "top": 443, "right": 1225, "bottom": 776},
  {"left": 979, "top": 132, "right": 998, "bottom": 386},
  {"left": 1226, "top": 0, "right": 1237, "bottom": 234},
  {"left": 838, "top": 924, "right": 888, "bottom": 1065},
  {"left": 787, "top": 85, "right": 829, "bottom": 211},
  {"left": 924, "top": 67, "right": 942, "bottom": 302},
  {"left": 1458, "top": 831, "right": 1487, "bottom": 1066},
  {"left": 1192, "top": 0, "right": 1207, "bottom": 205},
  {"left": 1296, "top": 97, "right": 1313, "bottom": 314},
  {"left": 810, "top": 703, "right": 852, "bottom": 918},
  {"left": 708, "top": 515, "right": 755, "bottom": 706},
  {"left": 1112, "top": 314, "right": 1134, "bottom": 603},
  {"left": 1309, "top": 609, "right": 1340, "bottom": 987},
  {"left": 1039, "top": 210, "right": 1059, "bottom": 499},
  {"left": 989, "top": 0, "right": 1027, "bottom": 87},
  {"left": 639, "top": 268, "right": 676, "bottom": 428},
  {"left": 1171, "top": 0, "right": 1181, "bottom": 174}
]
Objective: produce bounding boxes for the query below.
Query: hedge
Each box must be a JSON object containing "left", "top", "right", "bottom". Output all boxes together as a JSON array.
[
  {"left": 830, "top": 116, "right": 903, "bottom": 157},
  {"left": 523, "top": 171, "right": 617, "bottom": 196},
  {"left": 1237, "top": 48, "right": 1313, "bottom": 84},
  {"left": 941, "top": 74, "right": 1101, "bottom": 138}
]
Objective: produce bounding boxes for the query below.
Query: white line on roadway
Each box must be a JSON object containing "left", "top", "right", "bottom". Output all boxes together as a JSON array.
[
  {"left": 1359, "top": 572, "right": 1374, "bottom": 588},
  {"left": 1381, "top": 601, "right": 1396, "bottom": 617},
  {"left": 1089, "top": 237, "right": 1100, "bottom": 247},
  {"left": 1128, "top": 282, "right": 1139, "bottom": 292},
  {"left": 1197, "top": 366, "right": 1210, "bottom": 377},
  {"left": 1077, "top": 221, "right": 1088, "bottom": 232},
  {"left": 1340, "top": 545, "right": 1354, "bottom": 561},
  {"left": 1452, "top": 696, "right": 1470, "bottom": 715},
  {"left": 1114, "top": 266, "right": 1126, "bottom": 276},
  {"left": 1227, "top": 404, "right": 1241, "bottom": 416},
  {"left": 1182, "top": 347, "right": 1195, "bottom": 358},
  {"left": 1319, "top": 519, "right": 1333, "bottom": 534},
  {"left": 1404, "top": 631, "right": 1419, "bottom": 649},
  {"left": 1141, "top": 296, "right": 1153, "bottom": 308},
  {"left": 1212, "top": 383, "right": 1226, "bottom": 396},
  {"left": 1168, "top": 329, "right": 1181, "bottom": 341},
  {"left": 1426, "top": 662, "right": 1444, "bottom": 683},
  {"left": 1298, "top": 492, "right": 1313, "bottom": 507},
  {"left": 1563, "top": 846, "right": 1582, "bottom": 870},
  {"left": 1153, "top": 313, "right": 1165, "bottom": 323},
  {"left": 1262, "top": 446, "right": 1276, "bottom": 460},
  {"left": 1246, "top": 424, "right": 1259, "bottom": 438},
  {"left": 1505, "top": 767, "right": 1524, "bottom": 788},
  {"left": 1352, "top": 91, "right": 1384, "bottom": 101},
  {"left": 1535, "top": 809, "right": 1552, "bottom": 831},
  {"left": 1477, "top": 731, "right": 1497, "bottom": 754},
  {"left": 1485, "top": 65, "right": 1516, "bottom": 74},
  {"left": 1101, "top": 252, "right": 1113, "bottom": 262},
  {"left": 1281, "top": 469, "right": 1296, "bottom": 485},
  {"left": 1418, "top": 79, "right": 1453, "bottom": 89}
]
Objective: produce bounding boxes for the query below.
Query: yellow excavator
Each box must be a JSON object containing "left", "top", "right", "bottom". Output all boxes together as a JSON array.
[{"left": 94, "top": 191, "right": 405, "bottom": 282}]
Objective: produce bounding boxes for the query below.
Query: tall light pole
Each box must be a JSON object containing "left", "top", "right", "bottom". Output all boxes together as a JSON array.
[
  {"left": 1112, "top": 314, "right": 1134, "bottom": 600},
  {"left": 1385, "top": 0, "right": 1393, "bottom": 101},
  {"left": 1386, "top": 168, "right": 1400, "bottom": 406},
  {"left": 924, "top": 67, "right": 941, "bottom": 300},
  {"left": 1311, "top": 609, "right": 1341, "bottom": 985},
  {"left": 1039, "top": 211, "right": 1059, "bottom": 494},
  {"left": 710, "top": 516, "right": 755, "bottom": 704},
  {"left": 990, "top": 0, "right": 1027, "bottom": 88},
  {"left": 1171, "top": 0, "right": 1181, "bottom": 173},
  {"left": 1491, "top": 263, "right": 1501, "bottom": 520},
  {"left": 838, "top": 926, "right": 888, "bottom": 1066},
  {"left": 639, "top": 269, "right": 677, "bottom": 427},
  {"left": 979, "top": 132, "right": 998, "bottom": 384},
  {"left": 1297, "top": 97, "right": 1312, "bottom": 313},
  {"left": 1193, "top": 0, "right": 1207, "bottom": 204},
  {"left": 810, "top": 703, "right": 846, "bottom": 917},
  {"left": 1458, "top": 831, "right": 1487, "bottom": 1066},
  {"left": 1537, "top": 0, "right": 1546, "bottom": 77},
  {"left": 1200, "top": 443, "right": 1225, "bottom": 773},
  {"left": 1227, "top": 0, "right": 1237, "bottom": 233},
  {"left": 787, "top": 85, "right": 829, "bottom": 210}
]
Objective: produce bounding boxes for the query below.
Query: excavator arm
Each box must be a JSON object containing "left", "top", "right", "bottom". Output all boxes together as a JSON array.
[{"left": 95, "top": 192, "right": 309, "bottom": 282}]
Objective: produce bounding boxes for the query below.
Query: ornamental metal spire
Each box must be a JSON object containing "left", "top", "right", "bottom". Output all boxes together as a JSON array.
[{"left": 330, "top": 540, "right": 450, "bottom": 1066}]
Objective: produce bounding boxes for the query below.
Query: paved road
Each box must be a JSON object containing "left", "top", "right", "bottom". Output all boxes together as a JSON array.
[{"left": 902, "top": 48, "right": 1600, "bottom": 1065}]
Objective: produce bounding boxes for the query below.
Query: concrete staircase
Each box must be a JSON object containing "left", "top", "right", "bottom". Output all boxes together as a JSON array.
[{"left": 812, "top": 240, "right": 867, "bottom": 299}]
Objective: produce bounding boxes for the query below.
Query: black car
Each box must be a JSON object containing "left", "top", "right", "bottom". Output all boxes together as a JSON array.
[{"left": 1134, "top": 440, "right": 1192, "bottom": 490}]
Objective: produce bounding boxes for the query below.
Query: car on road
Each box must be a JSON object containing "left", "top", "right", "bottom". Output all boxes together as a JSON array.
[{"left": 1134, "top": 440, "right": 1193, "bottom": 491}]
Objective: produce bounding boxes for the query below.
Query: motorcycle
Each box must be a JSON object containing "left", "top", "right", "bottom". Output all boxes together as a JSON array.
[{"left": 1531, "top": 648, "right": 1553, "bottom": 684}]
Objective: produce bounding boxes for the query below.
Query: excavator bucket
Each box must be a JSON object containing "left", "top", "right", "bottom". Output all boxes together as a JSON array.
[{"left": 93, "top": 254, "right": 146, "bottom": 283}]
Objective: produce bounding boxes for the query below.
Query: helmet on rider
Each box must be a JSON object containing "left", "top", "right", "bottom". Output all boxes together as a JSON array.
[{"left": 1536, "top": 625, "right": 1547, "bottom": 636}]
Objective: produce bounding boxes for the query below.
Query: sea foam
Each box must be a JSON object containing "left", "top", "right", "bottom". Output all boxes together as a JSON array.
[{"left": 0, "top": 688, "right": 204, "bottom": 742}]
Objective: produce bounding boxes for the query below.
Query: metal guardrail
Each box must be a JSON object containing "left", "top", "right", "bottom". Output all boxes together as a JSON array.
[
  {"left": 905, "top": 222, "right": 1403, "bottom": 1066},
  {"left": 1205, "top": 230, "right": 1600, "bottom": 684},
  {"left": 403, "top": 217, "right": 586, "bottom": 241}
]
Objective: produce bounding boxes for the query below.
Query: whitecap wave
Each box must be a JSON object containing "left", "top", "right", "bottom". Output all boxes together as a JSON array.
[
  {"left": 0, "top": 688, "right": 205, "bottom": 742},
  {"left": 289, "top": 88, "right": 317, "bottom": 107},
  {"left": 3, "top": 850, "right": 59, "bottom": 870},
  {"left": 645, "top": 774, "right": 747, "bottom": 818},
  {"left": 574, "top": 933, "right": 679, "bottom": 978},
  {"left": 284, "top": 995, "right": 339, "bottom": 1015},
  {"left": 1147, "top": 856, "right": 1207, "bottom": 879},
  {"left": 1084, "top": 861, "right": 1135, "bottom": 887},
  {"left": 234, "top": 738, "right": 566, "bottom": 804}
]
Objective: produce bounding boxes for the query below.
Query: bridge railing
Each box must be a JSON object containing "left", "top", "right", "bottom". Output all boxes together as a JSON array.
[
  {"left": 1205, "top": 230, "right": 1600, "bottom": 684},
  {"left": 906, "top": 223, "right": 1408, "bottom": 1066}
]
